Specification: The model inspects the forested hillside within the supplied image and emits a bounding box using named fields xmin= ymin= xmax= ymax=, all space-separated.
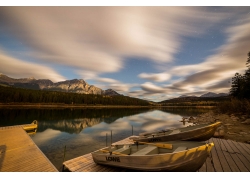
xmin=159 ymin=96 xmax=230 ymax=106
xmin=0 ymin=85 xmax=150 ymax=106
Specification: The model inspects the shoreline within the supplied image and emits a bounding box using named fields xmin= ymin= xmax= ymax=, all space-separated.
xmin=0 ymin=103 xmax=216 ymax=108
xmin=187 ymin=111 xmax=250 ymax=144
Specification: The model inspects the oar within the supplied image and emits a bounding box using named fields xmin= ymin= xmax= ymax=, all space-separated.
xmin=99 ymin=149 xmax=128 ymax=156
xmin=134 ymin=141 xmax=173 ymax=150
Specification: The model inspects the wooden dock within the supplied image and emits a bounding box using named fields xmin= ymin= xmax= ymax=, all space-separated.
xmin=62 ymin=137 xmax=250 ymax=172
xmin=0 ymin=125 xmax=58 ymax=172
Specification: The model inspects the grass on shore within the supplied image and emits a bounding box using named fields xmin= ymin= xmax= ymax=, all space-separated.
xmin=216 ymin=98 xmax=250 ymax=115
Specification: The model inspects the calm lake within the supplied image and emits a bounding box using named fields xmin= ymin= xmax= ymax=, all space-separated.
xmin=0 ymin=107 xmax=213 ymax=171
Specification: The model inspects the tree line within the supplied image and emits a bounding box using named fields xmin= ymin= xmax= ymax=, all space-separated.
xmin=230 ymin=51 xmax=250 ymax=99
xmin=0 ymin=85 xmax=150 ymax=106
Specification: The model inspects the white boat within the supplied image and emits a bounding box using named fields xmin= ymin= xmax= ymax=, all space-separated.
xmin=130 ymin=121 xmax=221 ymax=143
xmin=91 ymin=141 xmax=214 ymax=172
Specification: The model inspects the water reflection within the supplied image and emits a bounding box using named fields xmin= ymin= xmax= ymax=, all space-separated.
xmin=0 ymin=107 xmax=212 ymax=171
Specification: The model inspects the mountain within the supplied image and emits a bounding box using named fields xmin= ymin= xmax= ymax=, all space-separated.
xmin=200 ymin=92 xmax=228 ymax=98
xmin=160 ymin=91 xmax=230 ymax=105
xmin=104 ymin=89 xmax=121 ymax=96
xmin=46 ymin=79 xmax=104 ymax=94
xmin=178 ymin=95 xmax=197 ymax=98
xmin=0 ymin=74 xmax=119 ymax=95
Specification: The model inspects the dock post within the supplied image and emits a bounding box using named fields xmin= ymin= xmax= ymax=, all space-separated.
xmin=111 ymin=130 xmax=112 ymax=146
xmin=63 ymin=145 xmax=66 ymax=162
xmin=106 ymin=133 xmax=107 ymax=147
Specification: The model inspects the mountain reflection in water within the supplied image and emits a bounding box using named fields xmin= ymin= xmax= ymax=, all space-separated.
xmin=0 ymin=107 xmax=212 ymax=171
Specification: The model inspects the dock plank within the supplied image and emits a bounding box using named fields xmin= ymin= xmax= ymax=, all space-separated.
xmin=198 ymin=160 xmax=206 ymax=172
xmin=0 ymin=126 xmax=58 ymax=172
xmin=205 ymin=156 xmax=214 ymax=172
xmin=226 ymin=140 xmax=250 ymax=171
xmin=231 ymin=141 xmax=250 ymax=163
xmin=222 ymin=139 xmax=249 ymax=172
xmin=237 ymin=142 xmax=250 ymax=156
xmin=208 ymin=138 xmax=223 ymax=172
xmin=219 ymin=138 xmax=240 ymax=172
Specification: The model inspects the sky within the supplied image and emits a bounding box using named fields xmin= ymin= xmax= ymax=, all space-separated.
xmin=1 ymin=2 xmax=250 ymax=102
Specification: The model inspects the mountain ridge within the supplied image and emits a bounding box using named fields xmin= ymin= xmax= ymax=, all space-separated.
xmin=0 ymin=74 xmax=120 ymax=96
xmin=200 ymin=92 xmax=228 ymax=97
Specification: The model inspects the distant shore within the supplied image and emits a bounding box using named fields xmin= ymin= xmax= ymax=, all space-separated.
xmin=0 ymin=103 xmax=217 ymax=108
xmin=0 ymin=103 xmax=156 ymax=108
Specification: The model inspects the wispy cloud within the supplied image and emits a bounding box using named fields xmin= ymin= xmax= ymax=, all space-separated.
xmin=138 ymin=72 xmax=171 ymax=82
xmin=0 ymin=51 xmax=66 ymax=82
xmin=0 ymin=7 xmax=249 ymax=101
xmin=0 ymin=7 xmax=229 ymax=76
xmin=138 ymin=12 xmax=250 ymax=100
xmin=141 ymin=82 xmax=167 ymax=93
xmin=170 ymin=15 xmax=250 ymax=93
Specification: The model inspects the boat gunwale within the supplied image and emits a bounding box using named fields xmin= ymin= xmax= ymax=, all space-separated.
xmin=92 ymin=142 xmax=214 ymax=157
xmin=91 ymin=143 xmax=214 ymax=171
xmin=137 ymin=121 xmax=221 ymax=139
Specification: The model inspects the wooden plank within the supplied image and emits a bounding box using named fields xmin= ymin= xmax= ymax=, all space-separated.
xmin=241 ymin=142 xmax=250 ymax=150
xmin=222 ymin=139 xmax=248 ymax=172
xmin=237 ymin=142 xmax=250 ymax=156
xmin=0 ymin=126 xmax=58 ymax=172
xmin=205 ymin=156 xmax=215 ymax=172
xmin=219 ymin=138 xmax=240 ymax=172
xmin=208 ymin=138 xmax=223 ymax=172
xmin=198 ymin=160 xmax=206 ymax=172
xmin=214 ymin=138 xmax=233 ymax=172
xmin=76 ymin=161 xmax=99 ymax=172
xmin=229 ymin=140 xmax=250 ymax=171
xmin=94 ymin=164 xmax=116 ymax=172
xmin=80 ymin=154 xmax=119 ymax=172
xmin=64 ymin=156 xmax=94 ymax=172
xmin=233 ymin=141 xmax=250 ymax=162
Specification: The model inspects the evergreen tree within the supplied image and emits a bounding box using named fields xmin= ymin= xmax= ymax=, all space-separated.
xmin=229 ymin=51 xmax=250 ymax=99
xmin=230 ymin=73 xmax=244 ymax=98
xmin=243 ymin=51 xmax=250 ymax=99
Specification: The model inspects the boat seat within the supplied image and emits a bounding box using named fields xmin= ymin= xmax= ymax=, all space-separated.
xmin=131 ymin=145 xmax=158 ymax=156
xmin=173 ymin=146 xmax=187 ymax=153
xmin=169 ymin=129 xmax=180 ymax=135
xmin=113 ymin=146 xmax=131 ymax=154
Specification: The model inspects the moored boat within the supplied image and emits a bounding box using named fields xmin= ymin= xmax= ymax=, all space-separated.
xmin=130 ymin=121 xmax=221 ymax=143
xmin=91 ymin=141 xmax=214 ymax=172
xmin=22 ymin=120 xmax=38 ymax=132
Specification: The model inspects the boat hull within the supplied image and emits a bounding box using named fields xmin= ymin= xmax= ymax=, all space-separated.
xmin=22 ymin=120 xmax=38 ymax=133
xmin=91 ymin=142 xmax=214 ymax=172
xmin=131 ymin=122 xmax=221 ymax=143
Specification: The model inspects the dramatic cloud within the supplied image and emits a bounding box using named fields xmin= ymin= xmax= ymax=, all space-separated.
xmin=0 ymin=7 xmax=249 ymax=102
xmin=0 ymin=51 xmax=66 ymax=82
xmin=95 ymin=77 xmax=119 ymax=84
xmin=139 ymin=13 xmax=250 ymax=100
xmin=170 ymin=15 xmax=250 ymax=93
xmin=141 ymin=82 xmax=167 ymax=93
xmin=138 ymin=72 xmax=171 ymax=82
xmin=0 ymin=7 xmax=229 ymax=76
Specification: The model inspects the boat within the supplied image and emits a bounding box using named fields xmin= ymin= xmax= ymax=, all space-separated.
xmin=22 ymin=120 xmax=38 ymax=132
xmin=91 ymin=141 xmax=214 ymax=172
xmin=129 ymin=121 xmax=222 ymax=143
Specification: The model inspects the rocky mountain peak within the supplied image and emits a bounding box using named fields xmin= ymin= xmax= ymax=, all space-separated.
xmin=104 ymin=89 xmax=120 ymax=96
xmin=0 ymin=74 xmax=106 ymax=95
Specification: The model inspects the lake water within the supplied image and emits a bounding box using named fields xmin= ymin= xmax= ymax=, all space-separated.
xmin=0 ymin=107 xmax=213 ymax=171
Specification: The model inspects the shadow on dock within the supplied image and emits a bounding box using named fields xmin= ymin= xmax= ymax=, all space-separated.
xmin=0 ymin=145 xmax=6 ymax=172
